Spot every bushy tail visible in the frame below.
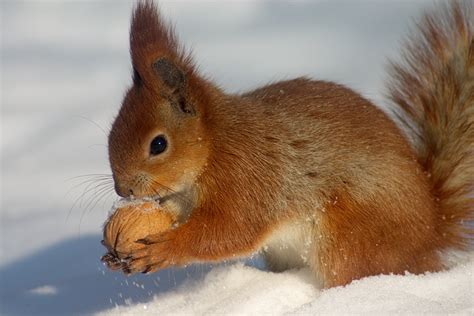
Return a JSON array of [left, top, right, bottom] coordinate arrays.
[[387, 1, 474, 250]]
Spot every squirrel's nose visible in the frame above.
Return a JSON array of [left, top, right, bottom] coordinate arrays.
[[114, 182, 132, 197], [113, 172, 151, 198]]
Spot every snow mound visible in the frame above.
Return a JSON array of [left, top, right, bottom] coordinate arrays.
[[98, 258, 474, 315]]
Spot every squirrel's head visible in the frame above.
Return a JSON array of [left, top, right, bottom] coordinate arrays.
[[108, 1, 212, 199]]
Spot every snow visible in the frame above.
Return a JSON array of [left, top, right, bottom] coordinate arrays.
[[98, 259, 474, 315], [28, 285, 58, 296], [1, 0, 473, 315]]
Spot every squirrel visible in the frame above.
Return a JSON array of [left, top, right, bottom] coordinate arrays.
[[104, 0, 473, 288]]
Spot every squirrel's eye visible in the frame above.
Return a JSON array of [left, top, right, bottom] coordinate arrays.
[[150, 135, 168, 156]]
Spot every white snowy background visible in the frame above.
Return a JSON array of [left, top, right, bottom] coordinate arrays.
[[1, 0, 473, 315]]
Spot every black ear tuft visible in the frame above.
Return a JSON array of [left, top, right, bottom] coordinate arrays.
[[153, 58, 185, 91]]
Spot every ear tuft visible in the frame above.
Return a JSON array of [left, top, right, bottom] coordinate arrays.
[[128, 0, 212, 117], [130, 0, 191, 87], [130, 1, 178, 57]]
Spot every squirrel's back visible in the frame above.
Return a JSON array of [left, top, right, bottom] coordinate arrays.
[[198, 2, 473, 286], [198, 76, 440, 285], [238, 78, 421, 200]]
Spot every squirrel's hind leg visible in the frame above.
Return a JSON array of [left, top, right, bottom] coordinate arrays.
[[311, 190, 443, 288]]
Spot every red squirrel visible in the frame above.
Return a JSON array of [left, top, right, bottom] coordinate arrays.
[[103, 0, 473, 288]]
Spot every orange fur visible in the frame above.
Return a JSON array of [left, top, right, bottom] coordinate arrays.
[[387, 1, 474, 251], [105, 0, 473, 287]]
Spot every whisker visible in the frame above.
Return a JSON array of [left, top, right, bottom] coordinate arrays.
[[149, 179, 193, 208], [82, 184, 114, 214], [73, 115, 109, 137], [66, 176, 114, 223], [65, 173, 113, 182], [65, 177, 113, 199], [77, 181, 111, 209], [90, 187, 116, 213], [100, 190, 116, 210], [78, 185, 114, 231]]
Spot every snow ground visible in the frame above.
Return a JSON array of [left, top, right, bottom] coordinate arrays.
[[98, 259, 474, 315], [1, 1, 472, 315]]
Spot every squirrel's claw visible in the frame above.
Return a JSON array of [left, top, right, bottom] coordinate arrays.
[[101, 253, 122, 271], [120, 231, 179, 274]]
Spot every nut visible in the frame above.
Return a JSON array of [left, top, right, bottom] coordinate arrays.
[[102, 201, 176, 258]]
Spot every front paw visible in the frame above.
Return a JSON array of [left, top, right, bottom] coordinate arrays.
[[121, 231, 181, 275], [101, 252, 123, 271]]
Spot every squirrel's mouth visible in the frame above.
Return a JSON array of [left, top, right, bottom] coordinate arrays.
[[144, 194, 162, 204], [120, 194, 162, 204]]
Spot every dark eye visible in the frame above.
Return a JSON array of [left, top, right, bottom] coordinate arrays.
[[150, 135, 168, 156]]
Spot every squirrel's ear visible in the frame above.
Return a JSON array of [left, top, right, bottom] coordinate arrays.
[[130, 0, 181, 70], [129, 0, 199, 114], [153, 57, 196, 114], [152, 58, 185, 92]]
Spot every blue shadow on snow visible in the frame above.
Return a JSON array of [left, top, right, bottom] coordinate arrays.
[[0, 234, 265, 315]]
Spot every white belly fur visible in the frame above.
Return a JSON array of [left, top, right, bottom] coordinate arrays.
[[262, 219, 314, 272]]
